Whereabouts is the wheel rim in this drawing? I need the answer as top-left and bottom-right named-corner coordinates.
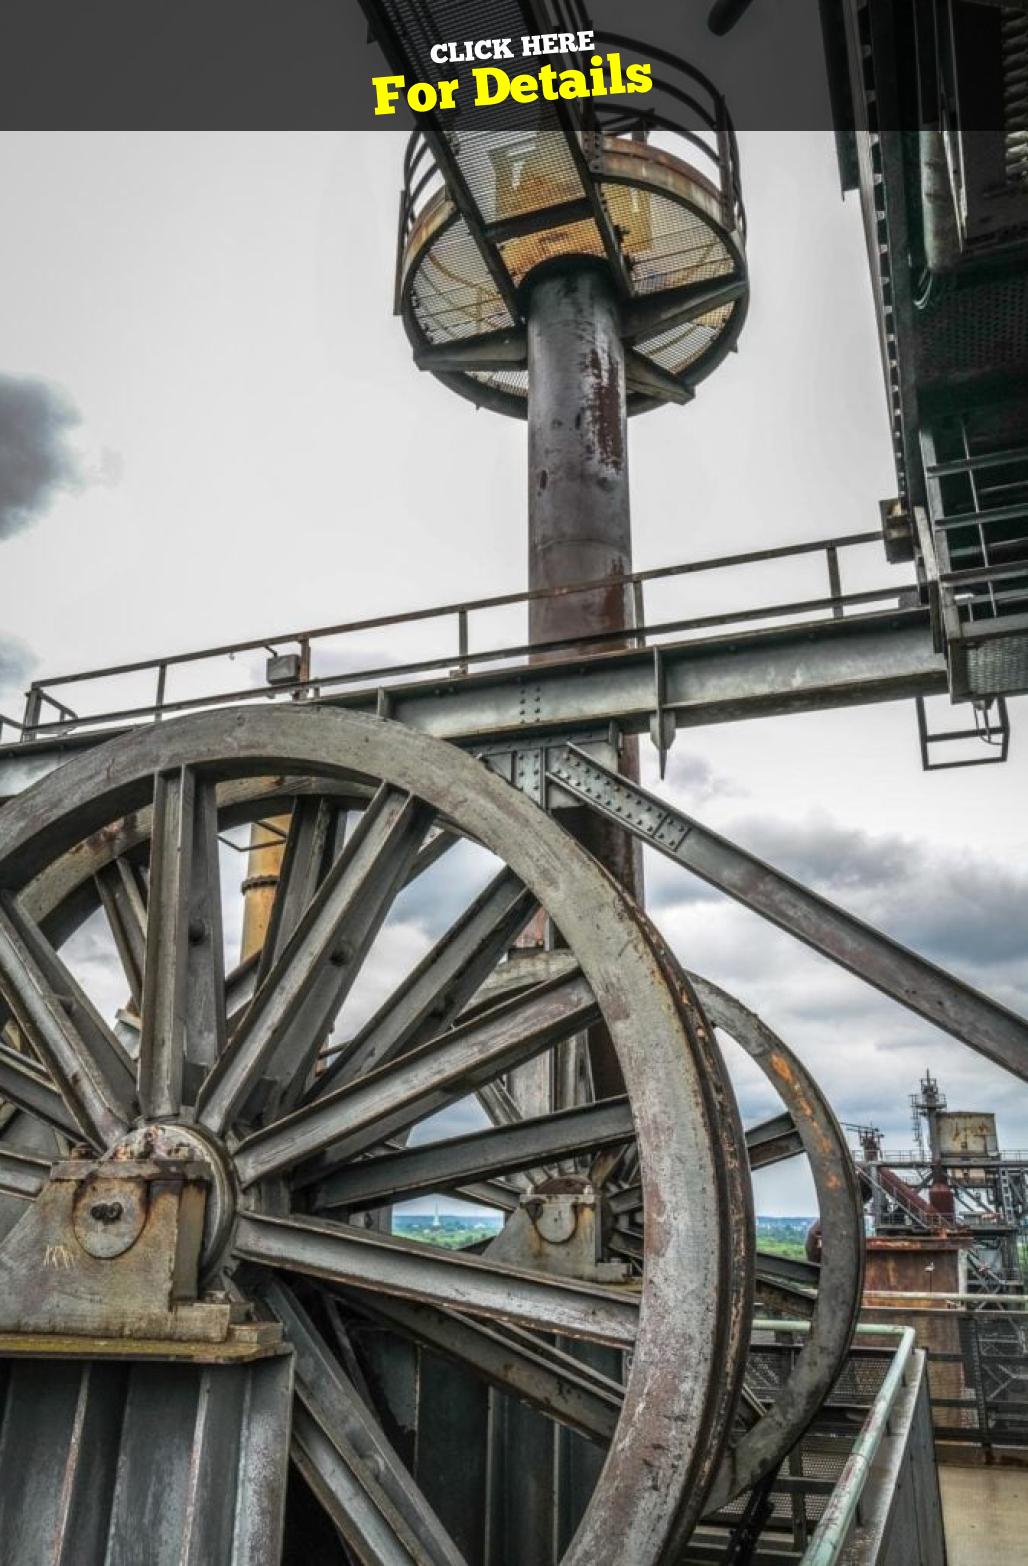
top-left (0, 706), bottom-right (754, 1564)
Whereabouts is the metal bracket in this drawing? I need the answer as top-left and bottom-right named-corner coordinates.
top-left (649, 646), bottom-right (677, 778)
top-left (480, 730), bottom-right (622, 811)
top-left (0, 1135), bottom-right (279, 1356)
top-left (547, 746), bottom-right (691, 853)
top-left (915, 694), bottom-right (1010, 770)
top-left (484, 1176), bottom-right (630, 1284)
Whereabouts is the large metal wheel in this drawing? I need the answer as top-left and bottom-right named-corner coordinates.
top-left (520, 959), bottom-right (865, 1514)
top-left (0, 707), bottom-right (754, 1566)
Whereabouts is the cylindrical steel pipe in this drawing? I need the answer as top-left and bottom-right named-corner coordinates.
top-left (525, 262), bottom-right (642, 1097)
top-left (240, 817), bottom-right (289, 964)
top-left (526, 262), bottom-right (633, 655)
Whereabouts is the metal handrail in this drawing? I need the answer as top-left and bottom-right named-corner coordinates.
top-left (395, 25), bottom-right (746, 285)
top-left (9, 532), bottom-right (911, 743)
top-left (797, 1322), bottom-right (917, 1565)
top-left (745, 1319), bottom-right (920, 1563)
top-left (593, 30), bottom-right (745, 234)
top-left (857, 1147), bottom-right (1028, 1163)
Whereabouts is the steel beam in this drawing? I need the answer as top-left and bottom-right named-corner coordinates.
top-left (236, 972), bottom-right (600, 1187)
top-left (0, 895), bottom-right (136, 1145)
top-left (311, 1096), bottom-right (635, 1213)
top-left (343, 1291), bottom-right (622, 1445)
top-left (263, 1278), bottom-right (464, 1566)
top-left (0, 1143), bottom-right (47, 1201)
top-left (547, 745), bottom-right (1028, 1084)
top-left (0, 1043), bottom-right (82, 1138)
top-left (0, 610), bottom-right (945, 799)
top-left (745, 1111), bottom-right (804, 1170)
top-left (234, 1211), bottom-right (639, 1348)
top-left (197, 784), bottom-right (430, 1133)
top-left (319, 867), bottom-right (537, 1093)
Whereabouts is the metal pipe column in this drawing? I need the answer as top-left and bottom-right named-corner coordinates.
top-left (526, 261), bottom-right (633, 657)
top-left (525, 261), bottom-right (642, 1098)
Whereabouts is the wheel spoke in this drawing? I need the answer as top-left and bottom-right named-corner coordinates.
top-left (606, 1183), bottom-right (642, 1218)
top-left (313, 868), bottom-right (537, 1096)
top-left (406, 824), bottom-right (459, 885)
top-left (234, 971), bottom-right (599, 1187)
top-left (0, 1142), bottom-right (48, 1200)
top-left (197, 784), bottom-right (432, 1135)
top-left (138, 768), bottom-right (226, 1117)
top-left (476, 1078), bottom-right (522, 1128)
top-left (450, 1179), bottom-right (521, 1211)
top-left (234, 1211), bottom-right (638, 1346)
top-left (311, 1096), bottom-right (633, 1213)
top-left (344, 1291), bottom-right (621, 1445)
top-left (755, 1250), bottom-right (820, 1291)
top-left (745, 1111), bottom-right (802, 1170)
top-left (252, 797), bottom-right (340, 992)
top-left (261, 1277), bottom-right (467, 1566)
top-left (598, 1110), bottom-right (803, 1230)
top-left (93, 857), bottom-right (148, 1008)
top-left (0, 1042), bottom-right (82, 1139)
top-left (224, 949), bottom-right (260, 1027)
top-left (0, 893), bottom-right (135, 1145)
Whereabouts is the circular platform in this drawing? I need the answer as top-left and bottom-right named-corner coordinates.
top-left (399, 132), bottom-right (748, 417)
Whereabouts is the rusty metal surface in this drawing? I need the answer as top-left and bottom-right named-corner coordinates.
top-left (525, 259), bottom-right (642, 1101)
top-left (689, 975), bottom-right (864, 1513)
top-left (0, 705), bottom-right (754, 1563)
top-left (0, 1352), bottom-right (293, 1564)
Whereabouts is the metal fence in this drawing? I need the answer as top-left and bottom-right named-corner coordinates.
top-left (863, 1304), bottom-right (1028, 1455)
top-left (3, 531), bottom-right (910, 747)
top-left (684, 1322), bottom-right (943, 1565)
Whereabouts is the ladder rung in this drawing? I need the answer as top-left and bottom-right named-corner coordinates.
top-left (934, 499), bottom-right (1028, 531)
top-left (926, 444), bottom-right (1028, 479)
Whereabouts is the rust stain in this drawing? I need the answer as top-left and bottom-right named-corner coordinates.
top-left (588, 346), bottom-right (625, 472)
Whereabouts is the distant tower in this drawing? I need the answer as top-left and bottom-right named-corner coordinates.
top-left (911, 1069), bottom-right (947, 1163)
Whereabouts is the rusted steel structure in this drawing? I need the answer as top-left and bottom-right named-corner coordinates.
top-left (0, 2), bottom-right (1024, 1562)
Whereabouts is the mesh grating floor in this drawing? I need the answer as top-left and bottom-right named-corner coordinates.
top-left (409, 216), bottom-right (514, 344)
top-left (601, 181), bottom-right (734, 296)
top-left (403, 144), bottom-right (742, 406)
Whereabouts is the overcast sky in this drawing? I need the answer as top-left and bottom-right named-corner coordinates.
top-left (1, 130), bottom-right (1026, 1214)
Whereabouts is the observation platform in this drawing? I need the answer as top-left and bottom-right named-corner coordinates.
top-left (384, 19), bottom-right (748, 415)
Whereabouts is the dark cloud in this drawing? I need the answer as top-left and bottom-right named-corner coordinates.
top-left (735, 814), bottom-right (912, 893)
top-left (652, 808), bottom-right (1028, 976)
top-left (0, 634), bottom-right (35, 696)
top-left (0, 374), bottom-right (83, 539)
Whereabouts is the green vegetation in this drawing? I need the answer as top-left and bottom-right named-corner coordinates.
top-left (393, 1214), bottom-right (502, 1249)
top-left (756, 1216), bottom-right (813, 1262)
top-left (394, 1213), bottom-right (815, 1255)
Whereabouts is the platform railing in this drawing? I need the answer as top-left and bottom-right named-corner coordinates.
top-left (7, 530), bottom-right (914, 745)
top-left (798, 1323), bottom-right (919, 1565)
top-left (690, 1320), bottom-right (942, 1565)
top-left (394, 25), bottom-right (746, 311)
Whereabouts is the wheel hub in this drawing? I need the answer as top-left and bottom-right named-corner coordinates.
top-left (100, 1121), bottom-right (238, 1273)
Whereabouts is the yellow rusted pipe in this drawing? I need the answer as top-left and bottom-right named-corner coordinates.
top-left (240, 815), bottom-right (291, 964)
